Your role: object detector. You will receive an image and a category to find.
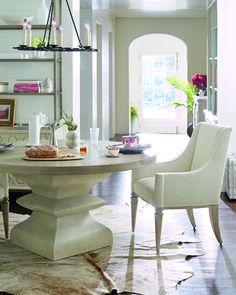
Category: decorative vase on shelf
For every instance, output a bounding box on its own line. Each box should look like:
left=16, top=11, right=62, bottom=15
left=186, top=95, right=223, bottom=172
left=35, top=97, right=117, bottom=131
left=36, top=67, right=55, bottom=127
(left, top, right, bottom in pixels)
left=42, top=78, right=53, bottom=93
left=66, top=130, right=80, bottom=149
left=187, top=102, right=198, bottom=138
left=37, top=0, right=49, bottom=25
left=192, top=101, right=198, bottom=129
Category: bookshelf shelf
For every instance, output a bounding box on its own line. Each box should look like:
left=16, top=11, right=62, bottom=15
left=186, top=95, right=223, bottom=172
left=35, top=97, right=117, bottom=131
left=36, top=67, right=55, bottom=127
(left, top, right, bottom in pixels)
left=0, top=92, right=55, bottom=96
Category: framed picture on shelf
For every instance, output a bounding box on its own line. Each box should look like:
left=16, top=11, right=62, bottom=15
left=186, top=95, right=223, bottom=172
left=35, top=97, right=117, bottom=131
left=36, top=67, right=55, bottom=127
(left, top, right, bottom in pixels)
left=0, top=99, right=16, bottom=127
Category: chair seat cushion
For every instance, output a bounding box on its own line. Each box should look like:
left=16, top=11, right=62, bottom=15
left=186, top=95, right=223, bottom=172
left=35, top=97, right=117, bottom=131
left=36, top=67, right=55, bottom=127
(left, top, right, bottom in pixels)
left=133, top=177, right=155, bottom=206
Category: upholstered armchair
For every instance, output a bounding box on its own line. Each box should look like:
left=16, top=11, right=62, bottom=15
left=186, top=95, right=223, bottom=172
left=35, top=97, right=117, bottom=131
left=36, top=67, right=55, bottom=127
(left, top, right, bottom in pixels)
left=0, top=173, right=9, bottom=238
left=131, top=123, right=232, bottom=253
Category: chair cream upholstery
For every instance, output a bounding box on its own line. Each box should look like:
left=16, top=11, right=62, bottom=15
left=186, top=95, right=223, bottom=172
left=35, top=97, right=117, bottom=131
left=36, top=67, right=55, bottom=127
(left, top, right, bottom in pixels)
left=0, top=173, right=9, bottom=238
left=131, top=123, right=232, bottom=253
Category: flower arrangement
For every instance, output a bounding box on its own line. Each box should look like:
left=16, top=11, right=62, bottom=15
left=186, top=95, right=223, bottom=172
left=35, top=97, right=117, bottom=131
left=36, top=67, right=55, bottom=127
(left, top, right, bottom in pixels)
left=61, top=111, right=78, bottom=131
left=166, top=76, right=196, bottom=112
left=191, top=73, right=207, bottom=96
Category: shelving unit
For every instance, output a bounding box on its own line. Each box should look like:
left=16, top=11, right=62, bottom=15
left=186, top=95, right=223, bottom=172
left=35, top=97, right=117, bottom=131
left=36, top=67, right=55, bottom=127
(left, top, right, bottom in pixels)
left=0, top=0, right=62, bottom=126
left=0, top=0, right=63, bottom=191
left=207, top=0, right=218, bottom=115
left=0, top=25, right=47, bottom=30
left=0, top=92, right=55, bottom=96
left=0, top=48, right=62, bottom=123
left=0, top=58, right=54, bottom=62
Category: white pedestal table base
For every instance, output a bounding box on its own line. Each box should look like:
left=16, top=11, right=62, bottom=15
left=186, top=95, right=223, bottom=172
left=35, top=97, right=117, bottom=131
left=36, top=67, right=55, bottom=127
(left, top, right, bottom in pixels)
left=10, top=173, right=113, bottom=260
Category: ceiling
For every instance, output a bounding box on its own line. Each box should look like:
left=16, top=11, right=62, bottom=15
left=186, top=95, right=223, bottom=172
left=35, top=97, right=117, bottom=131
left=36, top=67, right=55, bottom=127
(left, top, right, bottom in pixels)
left=80, top=0, right=208, bottom=17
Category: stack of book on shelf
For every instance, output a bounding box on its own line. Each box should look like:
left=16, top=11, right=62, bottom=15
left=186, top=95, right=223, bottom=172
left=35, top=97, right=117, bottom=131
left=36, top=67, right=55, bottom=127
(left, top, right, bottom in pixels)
left=13, top=80, right=41, bottom=93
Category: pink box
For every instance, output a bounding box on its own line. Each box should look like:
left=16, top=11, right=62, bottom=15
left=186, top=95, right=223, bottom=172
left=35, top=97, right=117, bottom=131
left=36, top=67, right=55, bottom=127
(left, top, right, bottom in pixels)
left=122, top=135, right=139, bottom=147
left=14, top=85, right=40, bottom=93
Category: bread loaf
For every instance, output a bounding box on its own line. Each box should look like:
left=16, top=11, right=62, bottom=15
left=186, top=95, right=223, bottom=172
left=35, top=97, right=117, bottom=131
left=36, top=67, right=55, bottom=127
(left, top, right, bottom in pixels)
left=25, top=145, right=58, bottom=158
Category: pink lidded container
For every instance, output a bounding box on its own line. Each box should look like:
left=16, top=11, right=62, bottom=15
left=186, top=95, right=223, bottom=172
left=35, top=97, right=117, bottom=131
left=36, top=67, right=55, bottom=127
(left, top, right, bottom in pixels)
left=122, top=135, right=139, bottom=147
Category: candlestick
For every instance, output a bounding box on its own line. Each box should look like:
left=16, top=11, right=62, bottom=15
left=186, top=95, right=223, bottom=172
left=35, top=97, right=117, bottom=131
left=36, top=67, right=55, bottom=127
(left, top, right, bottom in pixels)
left=22, top=19, right=28, bottom=46
left=59, top=24, right=63, bottom=47
left=27, top=21, right=32, bottom=47
left=84, top=21, right=92, bottom=47
left=51, top=17, right=57, bottom=46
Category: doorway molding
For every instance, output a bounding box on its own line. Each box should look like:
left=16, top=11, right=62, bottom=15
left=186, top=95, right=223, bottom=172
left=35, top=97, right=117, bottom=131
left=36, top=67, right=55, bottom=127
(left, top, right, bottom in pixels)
left=129, top=33, right=188, bottom=134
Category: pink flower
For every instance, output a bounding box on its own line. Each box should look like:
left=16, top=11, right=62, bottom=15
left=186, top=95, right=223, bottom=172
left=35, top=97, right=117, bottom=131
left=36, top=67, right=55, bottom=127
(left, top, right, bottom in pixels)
left=191, top=73, right=207, bottom=91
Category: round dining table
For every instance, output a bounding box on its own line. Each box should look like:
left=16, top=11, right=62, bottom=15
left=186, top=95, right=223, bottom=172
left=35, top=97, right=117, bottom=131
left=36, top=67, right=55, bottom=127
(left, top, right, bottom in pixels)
left=0, top=141, right=156, bottom=260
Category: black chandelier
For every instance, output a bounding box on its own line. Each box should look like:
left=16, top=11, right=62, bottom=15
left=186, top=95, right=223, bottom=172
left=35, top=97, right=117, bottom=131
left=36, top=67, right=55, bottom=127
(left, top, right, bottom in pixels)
left=13, top=0, right=98, bottom=52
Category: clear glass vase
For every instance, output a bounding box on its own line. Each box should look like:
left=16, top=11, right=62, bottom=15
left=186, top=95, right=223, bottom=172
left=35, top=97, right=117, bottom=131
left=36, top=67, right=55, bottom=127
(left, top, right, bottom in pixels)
left=66, top=130, right=80, bottom=149
left=192, top=102, right=198, bottom=128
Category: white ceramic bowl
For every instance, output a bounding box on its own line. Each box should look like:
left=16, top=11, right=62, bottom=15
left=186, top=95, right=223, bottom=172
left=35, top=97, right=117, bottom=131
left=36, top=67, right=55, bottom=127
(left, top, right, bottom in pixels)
left=1, top=15, right=33, bottom=25
left=106, top=146, right=120, bottom=157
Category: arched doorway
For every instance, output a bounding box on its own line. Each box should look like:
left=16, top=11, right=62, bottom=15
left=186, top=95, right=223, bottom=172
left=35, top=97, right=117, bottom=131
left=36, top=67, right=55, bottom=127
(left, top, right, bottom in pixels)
left=129, top=34, right=187, bottom=134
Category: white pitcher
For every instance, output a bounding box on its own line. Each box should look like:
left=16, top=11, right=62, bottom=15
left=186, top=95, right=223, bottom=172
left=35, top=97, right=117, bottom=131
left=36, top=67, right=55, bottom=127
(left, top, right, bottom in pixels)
left=28, top=112, right=48, bottom=146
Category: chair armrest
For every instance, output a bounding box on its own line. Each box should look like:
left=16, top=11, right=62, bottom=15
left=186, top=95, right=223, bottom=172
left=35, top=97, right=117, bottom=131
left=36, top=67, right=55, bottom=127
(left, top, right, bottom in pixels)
left=0, top=173, right=8, bottom=200
left=132, top=124, right=202, bottom=191
left=155, top=163, right=223, bottom=208
left=0, top=186, right=5, bottom=201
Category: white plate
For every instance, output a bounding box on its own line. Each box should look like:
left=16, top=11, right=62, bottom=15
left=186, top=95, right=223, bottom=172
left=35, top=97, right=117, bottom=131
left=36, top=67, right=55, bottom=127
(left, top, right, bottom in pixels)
left=22, top=155, right=84, bottom=161
left=106, top=154, right=120, bottom=158
left=0, top=146, right=14, bottom=152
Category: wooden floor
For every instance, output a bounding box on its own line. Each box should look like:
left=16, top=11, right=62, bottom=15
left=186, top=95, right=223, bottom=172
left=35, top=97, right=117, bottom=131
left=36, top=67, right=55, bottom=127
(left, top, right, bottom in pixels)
left=9, top=133, right=236, bottom=295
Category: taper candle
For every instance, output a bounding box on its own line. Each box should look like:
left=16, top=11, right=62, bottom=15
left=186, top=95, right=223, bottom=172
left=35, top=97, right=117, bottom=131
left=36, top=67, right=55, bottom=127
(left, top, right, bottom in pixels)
left=84, top=21, right=91, bottom=47
left=27, top=21, right=32, bottom=47
left=22, top=18, right=28, bottom=46
left=59, top=24, right=63, bottom=47
left=51, top=17, right=57, bottom=45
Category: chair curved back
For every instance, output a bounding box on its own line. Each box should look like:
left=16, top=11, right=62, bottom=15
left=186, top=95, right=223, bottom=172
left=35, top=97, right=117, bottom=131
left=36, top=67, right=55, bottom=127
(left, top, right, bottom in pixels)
left=191, top=123, right=230, bottom=171
left=189, top=123, right=232, bottom=200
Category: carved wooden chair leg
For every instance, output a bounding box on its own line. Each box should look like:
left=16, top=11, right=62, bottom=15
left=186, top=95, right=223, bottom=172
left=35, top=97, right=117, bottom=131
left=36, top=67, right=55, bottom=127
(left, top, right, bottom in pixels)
left=155, top=208, right=163, bottom=253
left=209, top=204, right=223, bottom=245
left=131, top=192, right=138, bottom=232
left=186, top=208, right=196, bottom=231
left=1, top=197, right=9, bottom=239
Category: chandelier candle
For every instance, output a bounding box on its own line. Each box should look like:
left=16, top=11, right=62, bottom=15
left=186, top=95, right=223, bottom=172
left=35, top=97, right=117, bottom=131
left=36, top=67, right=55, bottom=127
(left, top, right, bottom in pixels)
left=22, top=19, right=28, bottom=46
left=59, top=24, right=63, bottom=47
left=51, top=17, right=57, bottom=46
left=27, top=22, right=32, bottom=47
left=84, top=21, right=91, bottom=47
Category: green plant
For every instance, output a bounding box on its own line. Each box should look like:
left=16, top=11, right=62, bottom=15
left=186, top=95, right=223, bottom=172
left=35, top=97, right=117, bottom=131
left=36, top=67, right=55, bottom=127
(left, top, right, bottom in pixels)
left=61, top=111, right=78, bottom=131
left=130, top=105, right=139, bottom=134
left=166, top=76, right=196, bottom=112
left=130, top=105, right=139, bottom=123
left=32, top=36, right=45, bottom=48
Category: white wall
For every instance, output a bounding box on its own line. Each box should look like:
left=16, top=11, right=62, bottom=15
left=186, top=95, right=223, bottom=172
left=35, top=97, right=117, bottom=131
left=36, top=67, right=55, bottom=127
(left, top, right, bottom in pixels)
left=80, top=9, right=115, bottom=139
left=217, top=0, right=236, bottom=152
left=80, top=8, right=93, bottom=139
left=61, top=0, right=80, bottom=125
left=94, top=10, right=115, bottom=139
left=115, top=17, right=207, bottom=134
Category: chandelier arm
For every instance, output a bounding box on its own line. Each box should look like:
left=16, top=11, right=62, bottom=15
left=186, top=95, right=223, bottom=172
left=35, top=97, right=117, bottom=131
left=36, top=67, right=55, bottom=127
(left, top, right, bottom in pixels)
left=47, top=0, right=55, bottom=47
left=65, top=0, right=83, bottom=48
left=13, top=0, right=98, bottom=51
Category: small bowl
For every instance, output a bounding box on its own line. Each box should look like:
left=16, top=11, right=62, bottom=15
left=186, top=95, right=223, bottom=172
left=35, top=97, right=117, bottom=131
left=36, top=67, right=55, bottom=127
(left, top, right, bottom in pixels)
left=106, top=146, right=120, bottom=157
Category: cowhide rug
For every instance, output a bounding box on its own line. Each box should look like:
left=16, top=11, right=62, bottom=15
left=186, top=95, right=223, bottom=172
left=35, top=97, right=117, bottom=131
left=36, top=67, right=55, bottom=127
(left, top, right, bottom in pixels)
left=0, top=204, right=205, bottom=295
